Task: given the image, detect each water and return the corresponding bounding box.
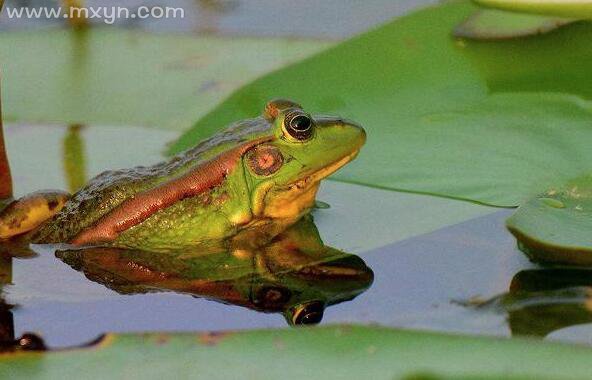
[5,208,517,348]
[4,124,592,348]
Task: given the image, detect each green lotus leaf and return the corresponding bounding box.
[0,28,330,131]
[474,0,592,19]
[170,1,592,207]
[4,326,592,379]
[454,9,576,40]
[507,175,592,265]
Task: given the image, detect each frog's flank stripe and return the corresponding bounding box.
[71,137,271,246]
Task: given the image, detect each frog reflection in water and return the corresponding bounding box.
[57,215,374,325]
[470,269,592,338]
[0,99,366,252]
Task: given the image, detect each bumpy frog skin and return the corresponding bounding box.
[0,100,365,251]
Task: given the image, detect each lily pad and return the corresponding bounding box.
[170,1,592,207]
[4,326,592,379]
[506,175,592,265]
[454,9,576,40]
[0,28,330,131]
[474,0,592,19]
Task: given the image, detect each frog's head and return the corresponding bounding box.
[244,99,366,222]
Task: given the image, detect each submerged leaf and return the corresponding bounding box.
[469,268,592,338]
[170,1,592,207]
[62,124,87,192]
[475,0,592,19]
[0,28,330,131]
[506,175,592,265]
[454,9,576,40]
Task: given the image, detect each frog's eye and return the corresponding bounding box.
[284,110,314,141]
[285,301,325,326]
[246,145,284,176]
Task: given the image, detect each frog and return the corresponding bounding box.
[0,99,366,252]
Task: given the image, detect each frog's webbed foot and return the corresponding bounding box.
[0,190,69,239]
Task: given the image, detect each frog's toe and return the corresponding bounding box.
[0,190,69,239]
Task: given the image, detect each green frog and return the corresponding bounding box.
[0,99,365,252]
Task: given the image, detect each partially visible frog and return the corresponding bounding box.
[0,100,365,251]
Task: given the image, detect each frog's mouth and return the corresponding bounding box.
[286,148,361,190]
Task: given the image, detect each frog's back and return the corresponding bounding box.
[34,118,271,243]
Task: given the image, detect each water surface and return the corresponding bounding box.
[4,124,591,348]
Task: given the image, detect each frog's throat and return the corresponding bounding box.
[71,137,272,246]
[251,149,360,220]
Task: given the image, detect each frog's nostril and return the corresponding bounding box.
[358,126,367,144]
[341,120,366,147]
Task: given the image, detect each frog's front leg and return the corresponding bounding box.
[0,190,69,239]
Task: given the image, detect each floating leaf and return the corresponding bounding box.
[170,1,592,207]
[474,0,592,19]
[0,28,331,131]
[314,200,331,209]
[454,9,576,40]
[506,175,592,265]
[4,326,592,378]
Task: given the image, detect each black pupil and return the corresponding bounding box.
[291,115,311,131]
[286,112,313,140]
[296,310,323,325]
[294,302,324,325]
